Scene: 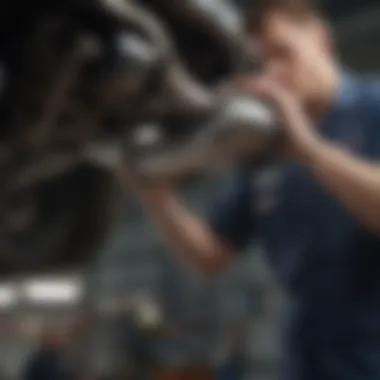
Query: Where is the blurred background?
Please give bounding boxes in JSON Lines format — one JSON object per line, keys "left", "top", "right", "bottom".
{"left": 1, "top": 0, "right": 380, "bottom": 379}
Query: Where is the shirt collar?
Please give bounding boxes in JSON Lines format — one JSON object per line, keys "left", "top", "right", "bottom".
{"left": 320, "top": 72, "right": 358, "bottom": 132}
{"left": 334, "top": 72, "right": 358, "bottom": 109}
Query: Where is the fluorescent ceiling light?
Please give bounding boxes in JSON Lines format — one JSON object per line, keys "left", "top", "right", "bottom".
{"left": 23, "top": 278, "right": 83, "bottom": 305}
{"left": 0, "top": 285, "right": 17, "bottom": 309}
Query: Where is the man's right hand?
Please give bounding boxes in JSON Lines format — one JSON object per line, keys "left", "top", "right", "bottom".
{"left": 114, "top": 156, "right": 178, "bottom": 206}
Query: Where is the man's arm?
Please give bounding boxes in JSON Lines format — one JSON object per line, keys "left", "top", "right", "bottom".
{"left": 239, "top": 76, "right": 380, "bottom": 236}
{"left": 302, "top": 140, "right": 380, "bottom": 235}
{"left": 121, "top": 170, "right": 253, "bottom": 276}
{"left": 140, "top": 189, "right": 235, "bottom": 275}
{"left": 300, "top": 82, "right": 380, "bottom": 236}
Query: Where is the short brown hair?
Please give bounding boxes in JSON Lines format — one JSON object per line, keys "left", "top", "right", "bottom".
{"left": 245, "top": 0, "right": 322, "bottom": 34}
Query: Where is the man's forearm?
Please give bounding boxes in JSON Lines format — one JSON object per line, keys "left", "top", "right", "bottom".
{"left": 141, "top": 192, "right": 233, "bottom": 275}
{"left": 303, "top": 140, "right": 380, "bottom": 234}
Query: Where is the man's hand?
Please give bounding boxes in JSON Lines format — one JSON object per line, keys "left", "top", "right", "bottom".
{"left": 236, "top": 76, "right": 324, "bottom": 162}
{"left": 115, "top": 158, "right": 176, "bottom": 206}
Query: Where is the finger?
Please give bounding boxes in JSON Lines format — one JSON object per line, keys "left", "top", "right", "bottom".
{"left": 234, "top": 75, "right": 264, "bottom": 91}
{"left": 242, "top": 79, "right": 281, "bottom": 103}
{"left": 235, "top": 75, "right": 275, "bottom": 94}
{"left": 235, "top": 77, "right": 295, "bottom": 112}
{"left": 255, "top": 80, "right": 295, "bottom": 106}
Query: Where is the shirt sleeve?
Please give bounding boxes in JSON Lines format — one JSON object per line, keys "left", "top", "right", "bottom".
{"left": 360, "top": 79, "right": 380, "bottom": 158}
{"left": 208, "top": 168, "right": 255, "bottom": 251}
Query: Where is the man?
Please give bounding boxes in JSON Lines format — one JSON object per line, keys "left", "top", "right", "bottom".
{"left": 123, "top": 314, "right": 154, "bottom": 380}
{"left": 215, "top": 324, "right": 246, "bottom": 380}
{"left": 22, "top": 327, "right": 71, "bottom": 380}
{"left": 119, "top": 0, "right": 380, "bottom": 378}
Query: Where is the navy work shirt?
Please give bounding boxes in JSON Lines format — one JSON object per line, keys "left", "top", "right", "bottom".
{"left": 209, "top": 74, "right": 380, "bottom": 380}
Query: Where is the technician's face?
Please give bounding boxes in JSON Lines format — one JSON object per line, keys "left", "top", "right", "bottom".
{"left": 254, "top": 13, "right": 332, "bottom": 104}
